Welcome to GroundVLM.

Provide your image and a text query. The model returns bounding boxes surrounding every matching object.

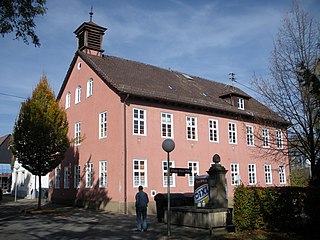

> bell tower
[74,7,107,56]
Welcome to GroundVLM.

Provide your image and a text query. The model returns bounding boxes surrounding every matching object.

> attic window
[237,97,244,110]
[182,73,193,80]
[77,62,82,70]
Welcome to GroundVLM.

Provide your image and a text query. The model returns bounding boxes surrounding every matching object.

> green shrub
[233,186,319,232]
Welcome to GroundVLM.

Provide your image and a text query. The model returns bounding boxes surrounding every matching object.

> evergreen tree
[12,76,69,208]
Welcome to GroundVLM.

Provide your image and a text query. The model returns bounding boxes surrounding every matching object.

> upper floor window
[248,164,257,185]
[133,108,146,136]
[237,97,244,110]
[209,119,219,142]
[133,159,147,187]
[85,163,93,188]
[75,86,81,104]
[230,163,240,186]
[264,164,272,184]
[188,161,199,186]
[276,129,283,149]
[87,78,93,97]
[228,122,237,144]
[161,113,173,138]
[99,112,107,139]
[75,122,81,146]
[262,128,270,148]
[99,160,108,188]
[65,92,71,109]
[279,165,286,184]
[186,116,198,140]
[246,125,254,146]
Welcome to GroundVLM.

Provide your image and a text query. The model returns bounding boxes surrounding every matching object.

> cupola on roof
[74,7,107,56]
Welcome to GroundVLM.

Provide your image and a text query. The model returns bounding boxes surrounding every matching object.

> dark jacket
[135,190,149,209]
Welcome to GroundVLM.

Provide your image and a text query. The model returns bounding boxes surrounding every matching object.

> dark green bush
[234,186,320,231]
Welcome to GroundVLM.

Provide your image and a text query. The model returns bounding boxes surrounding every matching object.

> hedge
[234,186,320,231]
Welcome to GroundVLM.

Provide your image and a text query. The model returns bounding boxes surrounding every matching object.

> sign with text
[194,175,209,205]
[170,167,192,176]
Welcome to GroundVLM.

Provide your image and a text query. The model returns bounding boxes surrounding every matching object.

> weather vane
[89,5,93,21]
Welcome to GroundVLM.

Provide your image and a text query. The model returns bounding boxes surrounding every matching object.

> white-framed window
[161,112,173,138]
[74,165,80,188]
[186,116,198,140]
[246,125,254,146]
[264,164,272,184]
[99,160,108,188]
[230,163,240,186]
[85,163,93,188]
[133,159,147,187]
[55,167,61,189]
[262,128,270,148]
[87,78,93,97]
[228,122,237,144]
[188,161,199,186]
[162,160,175,187]
[20,171,25,186]
[99,112,107,139]
[65,92,71,109]
[237,97,244,110]
[279,165,286,184]
[276,129,283,149]
[209,119,219,142]
[64,166,70,189]
[133,108,146,136]
[75,122,81,146]
[248,164,257,185]
[75,86,81,104]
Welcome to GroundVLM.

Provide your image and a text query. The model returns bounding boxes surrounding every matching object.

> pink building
[50,18,289,214]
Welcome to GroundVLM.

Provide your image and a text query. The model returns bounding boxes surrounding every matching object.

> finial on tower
[89,5,93,22]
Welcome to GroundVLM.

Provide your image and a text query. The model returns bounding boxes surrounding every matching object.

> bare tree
[253,1,320,186]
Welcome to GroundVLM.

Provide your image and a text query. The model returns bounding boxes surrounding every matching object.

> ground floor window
[162,160,175,187]
[248,164,257,185]
[133,159,147,187]
[188,161,199,186]
[230,163,240,186]
[86,163,93,188]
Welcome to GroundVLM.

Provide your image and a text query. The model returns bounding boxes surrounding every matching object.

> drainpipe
[123,94,129,214]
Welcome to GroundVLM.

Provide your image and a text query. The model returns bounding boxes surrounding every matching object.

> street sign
[170,168,192,176]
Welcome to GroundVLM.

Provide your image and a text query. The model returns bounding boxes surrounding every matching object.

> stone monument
[165,154,229,234]
[207,154,228,208]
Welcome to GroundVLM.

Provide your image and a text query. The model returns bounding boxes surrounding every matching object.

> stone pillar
[207,154,228,209]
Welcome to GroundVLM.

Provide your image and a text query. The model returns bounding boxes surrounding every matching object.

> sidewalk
[0,195,218,240]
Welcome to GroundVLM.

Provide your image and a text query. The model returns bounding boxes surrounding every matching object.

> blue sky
[0,0,319,136]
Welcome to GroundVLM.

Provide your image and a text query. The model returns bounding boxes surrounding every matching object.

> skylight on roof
[168,85,173,90]
[202,92,208,97]
[182,73,193,80]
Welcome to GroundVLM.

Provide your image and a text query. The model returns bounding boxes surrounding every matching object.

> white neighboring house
[11,160,49,199]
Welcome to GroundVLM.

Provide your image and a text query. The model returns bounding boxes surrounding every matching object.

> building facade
[50,18,290,214]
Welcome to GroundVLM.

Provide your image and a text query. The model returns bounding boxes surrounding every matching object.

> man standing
[135,185,149,232]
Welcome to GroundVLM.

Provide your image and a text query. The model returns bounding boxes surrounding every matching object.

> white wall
[11,160,49,199]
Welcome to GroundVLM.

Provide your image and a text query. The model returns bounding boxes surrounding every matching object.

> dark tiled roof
[0,134,10,147]
[58,51,288,126]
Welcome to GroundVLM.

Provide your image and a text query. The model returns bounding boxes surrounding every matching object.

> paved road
[0,195,217,240]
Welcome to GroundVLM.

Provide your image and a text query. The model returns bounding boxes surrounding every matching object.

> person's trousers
[136,207,147,231]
